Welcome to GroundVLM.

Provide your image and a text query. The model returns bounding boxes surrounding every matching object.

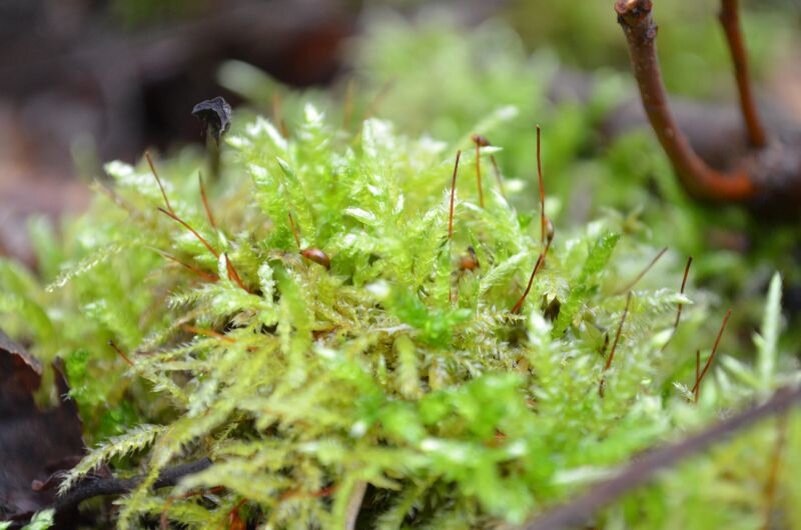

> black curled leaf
[191,96,232,144]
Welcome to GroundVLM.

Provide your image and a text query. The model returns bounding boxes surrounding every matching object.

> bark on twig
[614,0,801,212]
[719,0,768,148]
[522,384,801,530]
[54,458,213,515]
[614,0,755,202]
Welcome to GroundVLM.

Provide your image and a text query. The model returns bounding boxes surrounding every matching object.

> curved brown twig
[615,0,756,202]
[719,0,767,148]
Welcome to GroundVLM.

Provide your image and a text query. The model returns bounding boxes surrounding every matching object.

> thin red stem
[719,0,768,148]
[158,207,220,258]
[662,256,693,353]
[762,413,789,530]
[182,324,236,343]
[198,172,217,229]
[489,155,506,201]
[511,238,551,314]
[108,340,134,366]
[599,292,633,397]
[475,142,485,208]
[153,248,219,283]
[448,150,462,241]
[536,125,547,244]
[224,253,249,292]
[145,151,175,215]
[604,292,633,372]
[614,247,668,294]
[691,309,733,394]
[288,212,302,250]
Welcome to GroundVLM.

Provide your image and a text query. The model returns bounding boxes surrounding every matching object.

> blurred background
[1,0,800,266]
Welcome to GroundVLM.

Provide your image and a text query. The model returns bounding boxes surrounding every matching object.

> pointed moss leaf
[553,232,620,336]
[478,251,528,297]
[46,241,136,291]
[756,272,782,389]
[387,289,470,347]
[394,335,422,399]
[362,119,396,159]
[344,207,379,227]
[22,509,54,530]
[245,115,288,152]
[59,424,165,495]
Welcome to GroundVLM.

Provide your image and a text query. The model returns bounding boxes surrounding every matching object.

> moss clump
[0,101,797,529]
[2,19,800,530]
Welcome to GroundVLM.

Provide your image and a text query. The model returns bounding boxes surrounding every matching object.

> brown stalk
[158,207,248,291]
[224,253,249,292]
[288,212,302,249]
[762,413,789,530]
[182,324,236,343]
[691,309,733,395]
[145,151,175,215]
[490,154,507,201]
[448,150,463,241]
[198,172,217,229]
[511,238,551,314]
[471,134,507,201]
[342,79,356,131]
[613,246,668,294]
[661,256,693,353]
[694,350,701,403]
[719,0,768,148]
[614,0,756,202]
[108,340,134,367]
[536,125,547,244]
[475,140,485,208]
[599,292,633,397]
[522,384,801,530]
[272,92,289,138]
[152,248,219,283]
[158,207,220,258]
[363,80,394,122]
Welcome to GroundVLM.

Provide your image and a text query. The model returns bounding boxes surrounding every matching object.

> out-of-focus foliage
[1,12,800,530]
[109,0,211,27]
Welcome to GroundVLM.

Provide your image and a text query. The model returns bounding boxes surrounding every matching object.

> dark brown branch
[719,0,768,148]
[615,0,756,202]
[54,458,213,515]
[522,384,801,530]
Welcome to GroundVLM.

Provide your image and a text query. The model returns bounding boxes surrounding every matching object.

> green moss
[1,18,800,530]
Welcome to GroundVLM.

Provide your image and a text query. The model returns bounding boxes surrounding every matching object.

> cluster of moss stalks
[0,98,797,529]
